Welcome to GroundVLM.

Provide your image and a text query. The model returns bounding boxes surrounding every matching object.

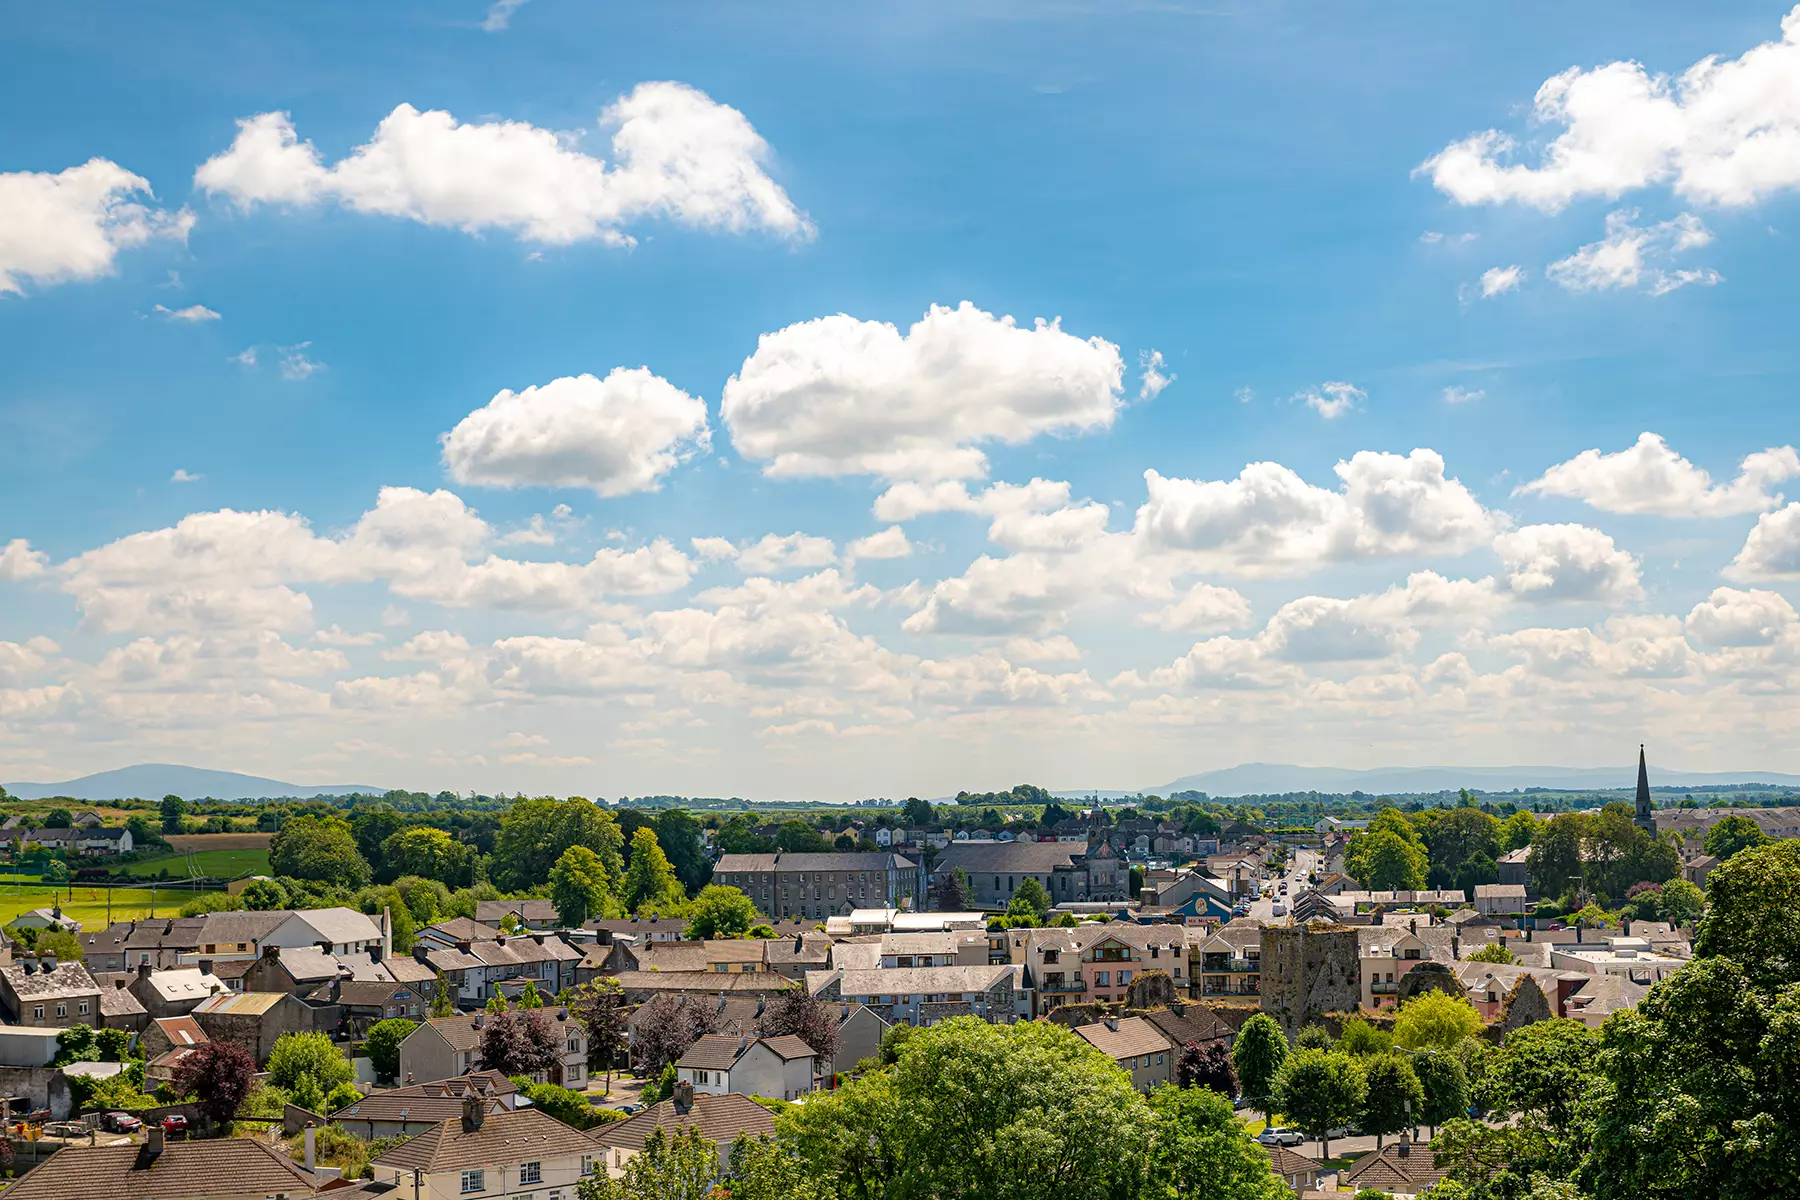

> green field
[118,848,270,879]
[0,884,228,930]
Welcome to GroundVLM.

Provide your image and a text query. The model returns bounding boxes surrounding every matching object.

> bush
[327,1082,364,1112]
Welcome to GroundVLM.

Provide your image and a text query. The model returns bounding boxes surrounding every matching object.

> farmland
[0,883,227,930]
[118,847,270,879]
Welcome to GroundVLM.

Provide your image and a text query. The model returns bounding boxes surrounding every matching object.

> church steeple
[1635,744,1655,833]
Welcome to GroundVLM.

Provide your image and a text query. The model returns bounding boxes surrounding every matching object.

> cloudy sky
[4,2,1800,799]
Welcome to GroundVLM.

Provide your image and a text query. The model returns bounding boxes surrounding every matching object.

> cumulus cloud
[1420,7,1800,210]
[171,469,203,483]
[872,477,1071,524]
[0,159,192,294]
[1545,211,1720,294]
[1520,432,1800,516]
[1727,502,1800,580]
[721,302,1125,483]
[0,540,49,581]
[442,368,710,496]
[1479,266,1523,297]
[1494,523,1642,603]
[1139,350,1174,401]
[1141,582,1252,633]
[1442,386,1486,405]
[734,533,838,575]
[1135,449,1499,575]
[1296,381,1363,420]
[1685,587,1798,646]
[194,82,810,245]
[846,526,913,560]
[279,343,322,381]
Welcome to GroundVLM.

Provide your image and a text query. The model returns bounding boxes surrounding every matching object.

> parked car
[1258,1127,1305,1147]
[1326,1124,1360,1139]
[613,1105,639,1115]
[99,1112,142,1134]
[1271,903,1287,917]
[159,1115,188,1136]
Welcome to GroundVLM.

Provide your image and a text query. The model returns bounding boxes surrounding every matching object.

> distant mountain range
[2,764,384,802]
[1144,762,1800,798]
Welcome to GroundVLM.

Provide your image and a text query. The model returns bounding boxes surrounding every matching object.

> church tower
[1635,744,1655,834]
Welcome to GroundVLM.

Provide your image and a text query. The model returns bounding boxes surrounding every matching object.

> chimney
[262,944,279,960]
[198,959,213,978]
[19,956,35,976]
[462,1094,486,1132]
[672,1080,694,1114]
[473,1014,485,1029]
[138,960,153,980]
[146,1126,165,1157]
[414,945,430,965]
[1409,918,1417,935]
[1104,1017,1119,1032]
[1452,934,1461,961]
[1621,919,1632,936]
[381,906,393,963]
[304,1123,317,1171]
[40,953,55,972]
[1397,1134,1411,1158]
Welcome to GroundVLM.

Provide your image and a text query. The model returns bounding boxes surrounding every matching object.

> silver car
[1258,1127,1305,1147]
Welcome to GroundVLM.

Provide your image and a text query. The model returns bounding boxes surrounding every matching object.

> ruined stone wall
[1259,924,1361,1034]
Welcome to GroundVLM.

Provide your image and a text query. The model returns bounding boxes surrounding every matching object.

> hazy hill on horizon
[1147,761,1800,798]
[3,763,384,802]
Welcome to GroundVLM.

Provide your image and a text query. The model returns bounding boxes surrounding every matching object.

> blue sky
[3,1,1799,799]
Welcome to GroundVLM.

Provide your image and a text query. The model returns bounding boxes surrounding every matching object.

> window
[1156,1053,1165,1065]
[461,1171,486,1193]
[581,1156,595,1176]
[32,1006,43,1021]
[520,1163,541,1185]
[77,1001,89,1016]
[55,1004,66,1019]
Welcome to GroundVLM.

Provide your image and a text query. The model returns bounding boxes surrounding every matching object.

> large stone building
[710,852,925,920]
[1259,922,1360,1033]
[928,822,1128,911]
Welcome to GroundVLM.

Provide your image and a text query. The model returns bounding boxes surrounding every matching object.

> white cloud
[1685,587,1798,647]
[1546,211,1720,294]
[501,515,556,546]
[231,347,257,368]
[846,526,913,560]
[1421,231,1479,245]
[1727,502,1800,580]
[1139,350,1173,401]
[0,159,192,295]
[1296,381,1363,420]
[442,368,710,497]
[0,540,49,581]
[482,0,530,31]
[721,302,1124,483]
[153,303,220,322]
[195,82,810,245]
[1420,7,1800,210]
[314,624,385,647]
[1493,523,1642,603]
[1479,266,1523,297]
[171,469,203,483]
[1442,386,1486,405]
[872,477,1070,524]
[1003,635,1083,663]
[279,343,322,381]
[1520,432,1799,516]
[1141,582,1252,633]
[734,533,838,575]
[1135,449,1499,575]
[1484,617,1693,682]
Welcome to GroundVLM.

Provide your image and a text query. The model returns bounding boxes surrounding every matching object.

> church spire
[1635,744,1655,833]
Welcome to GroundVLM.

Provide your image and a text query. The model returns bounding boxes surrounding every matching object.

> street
[1245,848,1314,922]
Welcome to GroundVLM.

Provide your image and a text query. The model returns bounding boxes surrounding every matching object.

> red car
[159,1115,188,1136]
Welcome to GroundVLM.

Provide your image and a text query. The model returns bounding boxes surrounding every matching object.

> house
[929,834,1127,911]
[1473,883,1527,917]
[674,1034,817,1101]
[71,811,103,828]
[1497,846,1532,891]
[1264,1145,1322,1193]
[140,1014,210,1076]
[584,916,689,945]
[606,970,795,1004]
[1340,1135,1446,1197]
[399,1009,589,1089]
[333,1072,518,1139]
[78,923,133,972]
[186,910,292,965]
[127,963,229,1019]
[1073,1017,1172,1092]
[191,990,320,1064]
[826,1002,888,1076]
[764,932,834,980]
[1358,924,1437,1011]
[95,976,150,1032]
[1140,1001,1236,1051]
[24,825,133,857]
[599,938,769,976]
[318,979,430,1037]
[0,1132,322,1200]
[0,957,102,1026]
[1193,922,1262,1001]
[264,907,388,957]
[8,907,80,933]
[474,899,560,930]
[241,945,342,997]
[711,851,926,920]
[587,1084,775,1179]
[807,963,1022,1026]
[1564,974,1649,1028]
[1004,924,1190,1016]
[366,1100,599,1200]
[121,917,208,969]
[1683,853,1720,888]
[1550,936,1684,987]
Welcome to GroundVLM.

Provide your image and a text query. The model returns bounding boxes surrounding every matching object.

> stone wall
[1259,924,1360,1034]
[0,1066,72,1119]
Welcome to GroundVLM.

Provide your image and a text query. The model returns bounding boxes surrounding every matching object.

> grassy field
[119,847,270,879]
[0,883,227,930]
[165,833,271,851]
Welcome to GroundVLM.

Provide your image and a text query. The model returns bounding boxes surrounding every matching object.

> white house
[367,1101,599,1200]
[264,907,387,957]
[674,1034,817,1101]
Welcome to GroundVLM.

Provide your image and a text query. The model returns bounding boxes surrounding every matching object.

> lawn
[0,883,227,930]
[118,848,270,879]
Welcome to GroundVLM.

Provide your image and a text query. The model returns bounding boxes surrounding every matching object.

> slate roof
[1140,1003,1234,1047]
[588,1092,775,1152]
[0,960,99,999]
[370,1108,596,1173]
[193,909,290,946]
[585,916,689,937]
[931,841,1084,874]
[474,899,560,926]
[824,964,1014,996]
[610,970,792,995]
[0,1137,318,1200]
[289,907,383,945]
[1074,1017,1172,1061]
[713,851,918,873]
[98,984,148,1019]
[675,1034,816,1072]
[334,1072,516,1125]
[124,917,208,952]
[139,967,227,1002]
[1342,1141,1446,1192]
[276,946,343,983]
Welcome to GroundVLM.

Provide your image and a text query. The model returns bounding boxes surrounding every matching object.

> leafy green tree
[518,981,544,1009]
[1232,1013,1288,1124]
[430,969,455,1017]
[1297,1024,1334,1051]
[1527,813,1587,899]
[269,814,372,888]
[1337,1017,1392,1056]
[160,794,188,834]
[43,808,71,828]
[383,826,469,885]
[1412,1048,1470,1137]
[266,1031,355,1095]
[1360,1053,1424,1149]
[1419,808,1501,886]
[327,1082,363,1111]
[37,928,82,962]
[42,858,69,884]
[781,1016,1153,1200]
[577,1124,715,1200]
[493,797,624,895]
[1702,814,1768,862]
[901,797,936,826]
[774,819,831,853]
[653,809,708,896]
[364,1018,416,1082]
[715,814,774,855]
[1693,839,1800,986]
[1011,876,1053,921]
[52,1024,97,1066]
[520,1080,601,1130]
[1347,810,1429,890]
[95,1026,131,1061]
[1273,1049,1367,1160]
[1144,1083,1290,1200]
[686,884,758,938]
[1393,991,1485,1051]
[240,877,289,910]
[550,845,618,926]
[1464,941,1517,964]
[622,826,685,913]
[1654,877,1705,927]
[726,1134,829,1200]
[1501,810,1541,852]
[171,1039,255,1127]
[350,806,407,871]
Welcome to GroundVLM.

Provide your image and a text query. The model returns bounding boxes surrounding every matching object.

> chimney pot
[138,960,153,980]
[672,1080,694,1114]
[147,1126,165,1157]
